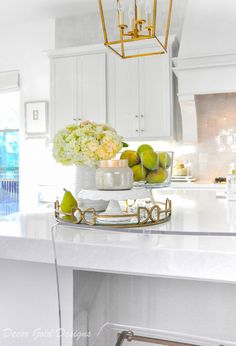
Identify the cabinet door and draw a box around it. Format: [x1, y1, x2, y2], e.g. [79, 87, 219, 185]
[77, 53, 106, 124]
[108, 51, 140, 139]
[139, 52, 172, 139]
[51, 57, 77, 136]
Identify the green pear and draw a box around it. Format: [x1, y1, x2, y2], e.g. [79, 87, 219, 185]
[120, 150, 139, 167]
[159, 152, 172, 169]
[62, 215, 77, 222]
[141, 150, 159, 170]
[147, 168, 168, 184]
[137, 144, 154, 156]
[61, 189, 78, 213]
[132, 164, 148, 182]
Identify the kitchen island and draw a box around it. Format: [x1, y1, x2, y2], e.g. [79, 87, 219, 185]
[1, 189, 236, 345]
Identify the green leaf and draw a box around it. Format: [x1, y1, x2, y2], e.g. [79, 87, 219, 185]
[122, 142, 129, 148]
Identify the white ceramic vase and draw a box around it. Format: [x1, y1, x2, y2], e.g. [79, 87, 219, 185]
[75, 165, 108, 212]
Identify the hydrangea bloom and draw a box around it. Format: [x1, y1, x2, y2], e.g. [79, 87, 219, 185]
[53, 121, 123, 167]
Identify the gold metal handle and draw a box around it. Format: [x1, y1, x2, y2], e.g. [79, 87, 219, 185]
[116, 330, 199, 346]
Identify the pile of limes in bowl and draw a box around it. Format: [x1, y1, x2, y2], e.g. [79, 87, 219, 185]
[120, 144, 173, 186]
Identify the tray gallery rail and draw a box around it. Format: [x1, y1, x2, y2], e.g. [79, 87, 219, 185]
[54, 198, 171, 228]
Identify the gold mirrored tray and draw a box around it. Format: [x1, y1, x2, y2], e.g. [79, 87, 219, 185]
[54, 198, 171, 228]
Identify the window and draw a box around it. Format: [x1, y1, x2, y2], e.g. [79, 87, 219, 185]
[0, 130, 19, 172]
[0, 91, 19, 216]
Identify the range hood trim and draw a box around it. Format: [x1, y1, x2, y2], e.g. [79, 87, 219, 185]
[173, 52, 236, 67]
[173, 52, 236, 143]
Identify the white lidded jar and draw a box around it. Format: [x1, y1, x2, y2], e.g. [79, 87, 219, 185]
[96, 159, 133, 190]
[226, 167, 236, 201]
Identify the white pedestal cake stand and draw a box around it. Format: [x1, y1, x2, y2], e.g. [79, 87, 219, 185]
[78, 188, 154, 216]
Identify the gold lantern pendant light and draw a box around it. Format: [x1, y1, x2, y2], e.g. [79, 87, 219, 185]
[98, 0, 173, 59]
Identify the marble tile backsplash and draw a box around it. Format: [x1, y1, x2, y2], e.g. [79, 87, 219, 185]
[179, 93, 236, 182]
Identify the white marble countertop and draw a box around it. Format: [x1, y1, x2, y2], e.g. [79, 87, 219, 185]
[170, 181, 226, 190]
[1, 189, 236, 283]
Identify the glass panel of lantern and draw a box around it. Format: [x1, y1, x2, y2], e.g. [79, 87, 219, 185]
[98, 0, 173, 59]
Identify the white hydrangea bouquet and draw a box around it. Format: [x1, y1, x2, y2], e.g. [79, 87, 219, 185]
[53, 120, 125, 167]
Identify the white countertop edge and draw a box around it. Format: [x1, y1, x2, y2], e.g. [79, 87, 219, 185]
[1, 235, 236, 284]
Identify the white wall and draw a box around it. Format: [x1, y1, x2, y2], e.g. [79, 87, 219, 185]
[179, 0, 236, 56]
[0, 19, 54, 100]
[55, 1, 188, 49]
[0, 19, 55, 208]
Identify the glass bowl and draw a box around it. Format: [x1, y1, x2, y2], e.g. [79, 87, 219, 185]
[133, 151, 173, 188]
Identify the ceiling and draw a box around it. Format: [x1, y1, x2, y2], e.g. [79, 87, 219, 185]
[0, 0, 172, 23]
[0, 0, 100, 23]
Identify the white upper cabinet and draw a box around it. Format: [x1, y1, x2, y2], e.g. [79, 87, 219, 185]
[139, 51, 171, 138]
[108, 50, 140, 138]
[107, 44, 173, 140]
[77, 53, 106, 124]
[49, 39, 175, 140]
[51, 56, 77, 136]
[49, 49, 106, 138]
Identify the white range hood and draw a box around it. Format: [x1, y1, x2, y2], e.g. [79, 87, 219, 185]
[173, 0, 236, 142]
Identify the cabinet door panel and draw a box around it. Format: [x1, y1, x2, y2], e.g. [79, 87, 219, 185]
[51, 57, 77, 135]
[109, 51, 140, 139]
[139, 52, 171, 138]
[78, 53, 106, 124]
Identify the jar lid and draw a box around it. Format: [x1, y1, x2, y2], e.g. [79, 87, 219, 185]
[230, 169, 236, 175]
[98, 159, 128, 168]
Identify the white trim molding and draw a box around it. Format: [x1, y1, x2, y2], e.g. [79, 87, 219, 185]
[0, 70, 19, 92]
[172, 52, 236, 142]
